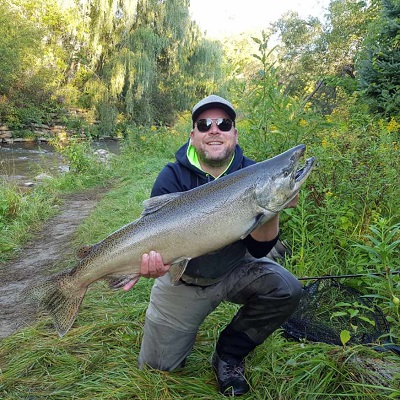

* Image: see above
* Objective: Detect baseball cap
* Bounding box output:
[191,94,236,123]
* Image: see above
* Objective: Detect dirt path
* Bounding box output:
[0,188,107,339]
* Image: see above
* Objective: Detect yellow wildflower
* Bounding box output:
[387,117,400,133]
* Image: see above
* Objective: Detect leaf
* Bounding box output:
[348,308,360,318]
[252,37,262,45]
[335,302,352,307]
[358,316,376,326]
[330,311,348,320]
[340,330,351,346]
[350,323,358,332]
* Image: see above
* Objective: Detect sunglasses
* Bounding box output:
[195,118,234,132]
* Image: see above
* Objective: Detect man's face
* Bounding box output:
[190,108,238,169]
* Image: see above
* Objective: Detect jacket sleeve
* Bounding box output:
[243,232,279,258]
[150,163,184,197]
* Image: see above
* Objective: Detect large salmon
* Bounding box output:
[25,144,315,336]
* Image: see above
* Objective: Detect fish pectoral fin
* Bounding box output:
[239,213,269,239]
[169,258,191,285]
[141,192,182,216]
[103,274,140,289]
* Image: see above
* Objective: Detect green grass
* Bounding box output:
[1,117,400,398]
[1,285,399,399]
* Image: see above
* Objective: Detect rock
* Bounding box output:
[0,132,12,139]
[58,165,70,173]
[31,123,50,130]
[94,148,112,163]
[94,149,109,156]
[8,138,25,142]
[34,173,53,181]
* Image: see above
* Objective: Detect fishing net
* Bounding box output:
[281,279,393,348]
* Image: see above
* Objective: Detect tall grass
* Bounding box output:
[1,113,400,398]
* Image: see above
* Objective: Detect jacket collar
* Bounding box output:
[175,139,244,179]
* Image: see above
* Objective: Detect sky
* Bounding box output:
[189,0,330,39]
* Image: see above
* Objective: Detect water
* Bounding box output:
[0,139,120,185]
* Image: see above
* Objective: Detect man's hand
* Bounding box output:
[141,251,170,278]
[285,193,299,209]
[122,251,170,291]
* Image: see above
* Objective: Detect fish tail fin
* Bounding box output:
[24,272,87,337]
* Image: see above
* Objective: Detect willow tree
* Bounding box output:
[93,0,225,130]
[2,0,225,133]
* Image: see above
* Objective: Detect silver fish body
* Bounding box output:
[25,144,315,336]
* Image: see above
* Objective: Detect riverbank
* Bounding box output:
[0,187,109,338]
[0,137,120,188]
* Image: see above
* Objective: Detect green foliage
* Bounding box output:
[239,33,307,159]
[340,329,351,346]
[1,107,400,396]
[270,1,376,114]
[357,0,400,116]
[87,0,225,131]
[354,218,400,326]
[0,0,224,137]
[0,180,60,257]
[0,139,114,262]
[0,0,41,94]
[1,0,400,397]
[0,0,75,132]
[51,138,107,175]
[238,43,399,326]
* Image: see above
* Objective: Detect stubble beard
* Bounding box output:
[197,147,235,168]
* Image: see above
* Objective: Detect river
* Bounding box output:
[0,139,120,186]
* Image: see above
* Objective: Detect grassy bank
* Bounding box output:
[1,114,400,398]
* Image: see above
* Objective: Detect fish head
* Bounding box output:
[255,144,315,212]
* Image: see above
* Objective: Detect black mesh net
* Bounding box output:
[282,279,391,346]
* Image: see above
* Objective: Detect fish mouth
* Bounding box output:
[295,156,315,183]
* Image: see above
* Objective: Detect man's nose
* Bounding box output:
[209,120,220,134]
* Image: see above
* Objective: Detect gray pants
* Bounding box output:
[138,256,302,371]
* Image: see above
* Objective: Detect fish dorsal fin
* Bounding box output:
[142,192,182,216]
[169,258,191,285]
[77,245,93,259]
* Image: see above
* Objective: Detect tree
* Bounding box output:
[270,1,375,113]
[271,11,324,98]
[1,0,226,133]
[0,0,66,126]
[357,0,400,116]
[91,0,225,129]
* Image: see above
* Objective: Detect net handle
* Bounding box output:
[298,270,400,281]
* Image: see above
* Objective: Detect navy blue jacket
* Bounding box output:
[150,140,278,285]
